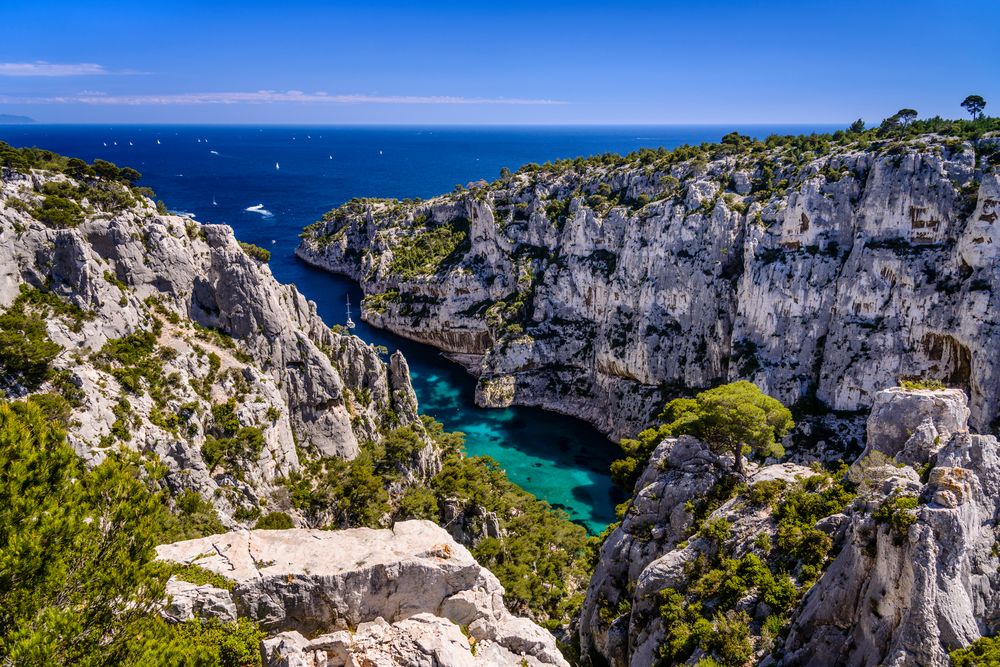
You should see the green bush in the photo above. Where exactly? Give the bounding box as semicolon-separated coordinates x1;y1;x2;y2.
0;301;61;390
873;494;920;544
396;486;439;520
256;511;294;530
898;378;946;391
0;401;169;663
238;241;271;262
656;470;854;664
32;194;84;228
157;617;265;667
388;218;469;279
951;635;1000;667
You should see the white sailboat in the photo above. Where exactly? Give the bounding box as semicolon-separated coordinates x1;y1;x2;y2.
275;162;280;170
346;296;356;329
212;195;218;206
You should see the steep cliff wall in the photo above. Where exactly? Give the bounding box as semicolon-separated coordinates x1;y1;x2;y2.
0;160;421;526
298;131;1000;440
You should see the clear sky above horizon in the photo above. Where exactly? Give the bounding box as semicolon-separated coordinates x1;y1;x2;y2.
2;0;997;125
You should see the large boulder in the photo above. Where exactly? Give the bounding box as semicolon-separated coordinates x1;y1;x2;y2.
157;520;567;667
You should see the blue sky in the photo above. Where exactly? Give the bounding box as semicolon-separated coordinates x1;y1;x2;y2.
1;0;997;125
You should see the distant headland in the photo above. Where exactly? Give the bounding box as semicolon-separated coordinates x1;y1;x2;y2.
0;114;35;125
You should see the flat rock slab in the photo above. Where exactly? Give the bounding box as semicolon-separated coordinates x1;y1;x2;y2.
157;520;496;634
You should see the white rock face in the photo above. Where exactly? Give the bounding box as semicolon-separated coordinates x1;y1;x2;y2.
0;166;422;524
162;578;237;624
780;388;1000;667
577;434;815;666
299;137;998;439
577;386;1000;666
157;520;567;667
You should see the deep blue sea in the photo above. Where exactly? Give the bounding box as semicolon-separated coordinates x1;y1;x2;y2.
0;124;838;532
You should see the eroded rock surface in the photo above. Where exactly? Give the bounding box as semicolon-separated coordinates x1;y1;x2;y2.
0;165;422;524
299;137;1000;439
158;520;568;667
780;388;1000;667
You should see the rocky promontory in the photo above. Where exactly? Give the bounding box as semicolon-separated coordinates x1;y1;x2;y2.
298;129;1000;440
0;150;423;527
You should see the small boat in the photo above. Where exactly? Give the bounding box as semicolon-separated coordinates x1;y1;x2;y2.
275;162;280;170
103;142;107;146
378;150;383;155
212;195;218;206
210;150;219;155
156;139;161;145
271;239;276;244
244;204;273;217
329;155;333;160
346;296;356;329
129;141;133;146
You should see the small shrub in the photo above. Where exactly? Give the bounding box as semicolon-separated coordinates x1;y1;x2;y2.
239;241;271;262
256;511;294;530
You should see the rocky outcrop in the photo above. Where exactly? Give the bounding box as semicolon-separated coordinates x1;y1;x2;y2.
0;164;422;525
578;434;817;666
298;134;1000;439
780;388;1000;667
577;386;1000;667
157;520;568;667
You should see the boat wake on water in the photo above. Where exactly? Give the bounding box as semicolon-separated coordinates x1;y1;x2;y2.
244;204;274;217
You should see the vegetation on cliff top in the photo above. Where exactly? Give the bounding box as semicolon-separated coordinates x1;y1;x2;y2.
303;111;1000;249
612;381;794;489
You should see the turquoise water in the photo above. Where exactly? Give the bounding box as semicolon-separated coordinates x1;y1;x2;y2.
0;124;837;532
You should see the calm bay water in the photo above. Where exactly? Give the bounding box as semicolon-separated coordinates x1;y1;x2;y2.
0;124;837;532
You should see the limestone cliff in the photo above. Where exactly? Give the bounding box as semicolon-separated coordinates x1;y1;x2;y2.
298;131;1000;439
574;387;1000;667
0;160;421;526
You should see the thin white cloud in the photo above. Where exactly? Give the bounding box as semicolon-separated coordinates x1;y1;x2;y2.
0;90;567;105
0;62;109;77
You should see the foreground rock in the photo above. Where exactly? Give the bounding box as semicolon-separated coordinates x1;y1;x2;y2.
299;134;1000;440
158;520;568;667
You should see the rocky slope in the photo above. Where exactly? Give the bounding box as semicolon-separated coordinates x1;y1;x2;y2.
298;129;1000;440
575;386;1000;667
157;520;568;666
0;156;422;527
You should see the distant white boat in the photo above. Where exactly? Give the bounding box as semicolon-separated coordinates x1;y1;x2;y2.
275;162;280;170
210;150;219;155
113;141;118;146
329;155;333;160
129;141;133;146
271;239;276;244
346;296;356;329
197;139;201;143
378;150;383;155
156;139;161;145
212;195;218;206
103;142;107;146
245;204;273;217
